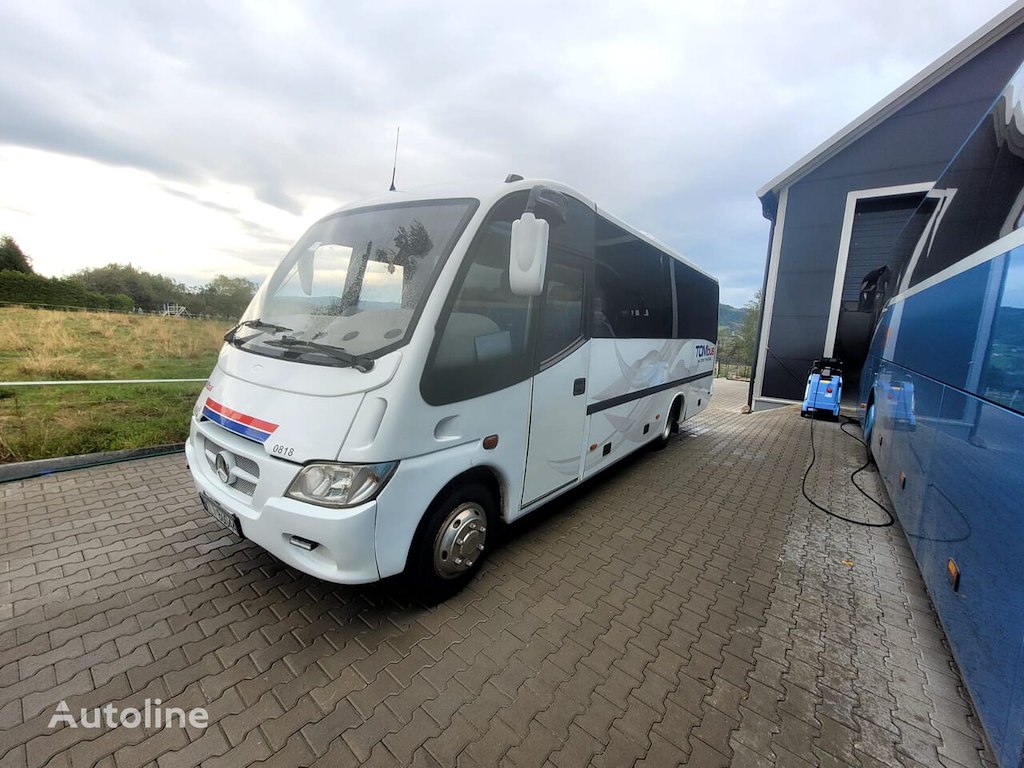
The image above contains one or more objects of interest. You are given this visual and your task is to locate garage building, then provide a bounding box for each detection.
[751,2,1024,410]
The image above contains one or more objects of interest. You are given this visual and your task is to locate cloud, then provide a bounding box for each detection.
[160,187,241,216]
[0,0,1015,303]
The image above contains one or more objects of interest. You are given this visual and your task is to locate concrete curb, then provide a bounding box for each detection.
[0,444,185,483]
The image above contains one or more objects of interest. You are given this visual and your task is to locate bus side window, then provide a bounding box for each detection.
[422,192,535,405]
[593,219,673,339]
[674,261,719,342]
[536,262,585,366]
[978,250,1024,413]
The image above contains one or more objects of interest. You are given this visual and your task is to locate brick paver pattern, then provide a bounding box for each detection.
[0,380,996,767]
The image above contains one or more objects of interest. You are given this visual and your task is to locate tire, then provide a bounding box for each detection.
[403,482,497,605]
[653,398,682,450]
[863,401,877,459]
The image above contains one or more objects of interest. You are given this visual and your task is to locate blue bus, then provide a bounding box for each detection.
[860,60,1024,766]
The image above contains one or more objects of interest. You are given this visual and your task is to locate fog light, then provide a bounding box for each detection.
[289,535,318,551]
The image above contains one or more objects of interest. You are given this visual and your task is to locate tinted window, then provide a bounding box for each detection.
[536,262,585,364]
[422,192,534,405]
[909,64,1024,287]
[674,261,719,342]
[895,262,988,392]
[893,196,940,291]
[593,218,672,338]
[549,196,596,258]
[979,249,1024,413]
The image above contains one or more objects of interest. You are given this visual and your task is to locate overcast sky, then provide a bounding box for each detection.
[0,1,1015,306]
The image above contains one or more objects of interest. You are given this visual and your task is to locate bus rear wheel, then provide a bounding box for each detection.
[653,398,682,450]
[404,483,496,605]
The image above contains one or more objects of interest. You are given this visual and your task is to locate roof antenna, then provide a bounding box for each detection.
[389,126,400,192]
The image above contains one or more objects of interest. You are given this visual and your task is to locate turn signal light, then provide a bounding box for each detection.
[947,558,961,591]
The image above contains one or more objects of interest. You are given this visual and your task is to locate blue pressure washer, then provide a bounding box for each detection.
[800,357,843,418]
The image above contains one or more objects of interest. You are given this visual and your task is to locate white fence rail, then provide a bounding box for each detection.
[1,378,207,387]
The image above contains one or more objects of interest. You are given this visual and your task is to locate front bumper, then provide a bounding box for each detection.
[185,421,380,584]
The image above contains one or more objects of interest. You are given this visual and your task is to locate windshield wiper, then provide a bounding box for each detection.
[224,318,292,344]
[262,337,375,373]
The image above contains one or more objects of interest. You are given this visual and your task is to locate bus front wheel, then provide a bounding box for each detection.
[404,483,497,604]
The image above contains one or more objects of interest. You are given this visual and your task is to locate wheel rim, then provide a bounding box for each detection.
[433,502,488,579]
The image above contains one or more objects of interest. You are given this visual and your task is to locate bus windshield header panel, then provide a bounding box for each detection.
[235,198,478,366]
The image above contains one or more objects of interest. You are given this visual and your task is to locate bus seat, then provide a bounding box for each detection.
[434,312,502,368]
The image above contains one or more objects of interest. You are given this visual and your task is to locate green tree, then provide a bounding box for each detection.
[193,275,258,318]
[0,270,114,309]
[0,235,33,273]
[735,291,761,366]
[106,293,135,312]
[72,264,180,311]
[716,325,738,363]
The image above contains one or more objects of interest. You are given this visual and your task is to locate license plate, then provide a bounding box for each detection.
[200,493,242,537]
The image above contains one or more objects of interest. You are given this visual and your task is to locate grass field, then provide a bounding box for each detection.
[1,306,749,464]
[0,307,228,462]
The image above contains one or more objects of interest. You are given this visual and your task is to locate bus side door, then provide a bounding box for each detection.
[522,257,590,506]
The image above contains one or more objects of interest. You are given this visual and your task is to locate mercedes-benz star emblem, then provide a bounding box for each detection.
[214,452,235,485]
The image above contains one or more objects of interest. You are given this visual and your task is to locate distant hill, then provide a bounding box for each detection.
[719,303,745,330]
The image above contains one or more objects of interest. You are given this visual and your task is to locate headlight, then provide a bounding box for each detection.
[286,461,398,508]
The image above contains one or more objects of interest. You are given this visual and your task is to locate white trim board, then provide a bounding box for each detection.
[753,187,789,403]
[823,182,935,357]
[753,395,799,412]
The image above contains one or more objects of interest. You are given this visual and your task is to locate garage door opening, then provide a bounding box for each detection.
[830,191,927,404]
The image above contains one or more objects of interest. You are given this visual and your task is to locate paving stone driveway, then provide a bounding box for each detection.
[0,380,995,767]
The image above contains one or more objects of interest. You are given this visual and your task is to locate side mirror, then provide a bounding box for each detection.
[509,212,549,296]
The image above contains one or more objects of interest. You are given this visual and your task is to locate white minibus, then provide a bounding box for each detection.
[186,177,719,601]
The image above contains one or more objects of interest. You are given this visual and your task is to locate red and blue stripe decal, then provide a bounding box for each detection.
[202,398,279,443]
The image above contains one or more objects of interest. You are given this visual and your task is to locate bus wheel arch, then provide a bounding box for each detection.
[402,466,503,604]
[653,394,684,450]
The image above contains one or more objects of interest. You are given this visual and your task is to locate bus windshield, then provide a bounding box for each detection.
[235,199,477,366]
